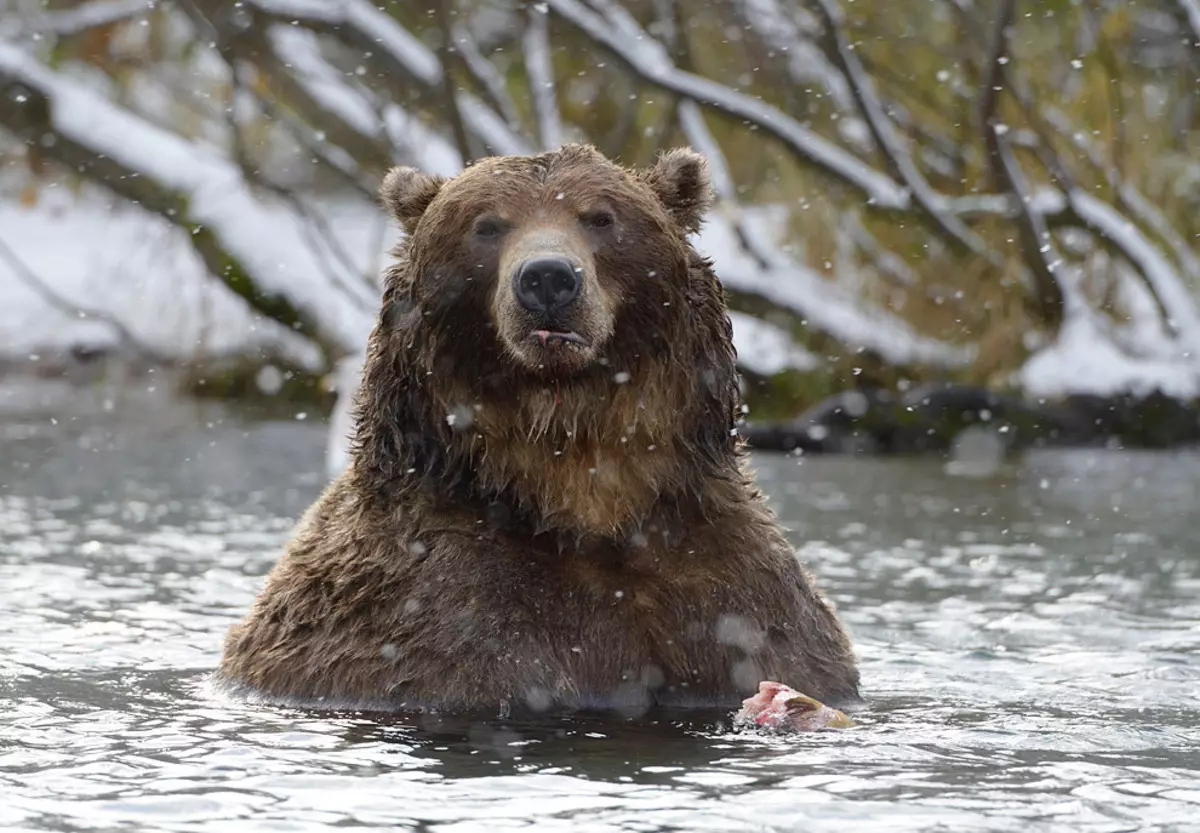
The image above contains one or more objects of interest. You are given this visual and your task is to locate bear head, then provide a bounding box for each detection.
[353,144,741,536]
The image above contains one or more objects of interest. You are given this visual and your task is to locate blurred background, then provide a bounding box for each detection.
[1,0,1198,459]
[3,6,1200,829]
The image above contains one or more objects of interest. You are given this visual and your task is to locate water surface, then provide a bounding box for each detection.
[1,380,1197,832]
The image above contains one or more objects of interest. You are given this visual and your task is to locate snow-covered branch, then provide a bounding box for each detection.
[1178,0,1200,49]
[990,129,1068,327]
[1,0,154,39]
[1064,190,1200,354]
[451,24,523,134]
[0,42,369,363]
[977,0,1016,187]
[808,0,990,258]
[546,0,911,209]
[523,3,565,150]
[216,0,531,157]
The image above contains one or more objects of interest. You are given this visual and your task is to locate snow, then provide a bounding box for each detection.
[698,207,974,369]
[1019,258,1200,400]
[1179,0,1200,45]
[1021,313,1200,400]
[381,107,463,177]
[0,191,316,367]
[247,0,443,86]
[458,94,535,157]
[728,312,818,376]
[807,0,984,255]
[678,101,736,200]
[268,24,468,176]
[0,42,376,355]
[1119,184,1200,284]
[1068,189,1200,356]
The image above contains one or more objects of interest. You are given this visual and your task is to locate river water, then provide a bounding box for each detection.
[1,380,1197,832]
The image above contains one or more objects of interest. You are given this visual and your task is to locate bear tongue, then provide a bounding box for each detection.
[530,329,588,347]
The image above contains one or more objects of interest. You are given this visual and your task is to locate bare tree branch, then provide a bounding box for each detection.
[990,129,1067,327]
[978,0,1016,187]
[433,0,475,165]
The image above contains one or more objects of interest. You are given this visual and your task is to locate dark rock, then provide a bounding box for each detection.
[740,383,1200,455]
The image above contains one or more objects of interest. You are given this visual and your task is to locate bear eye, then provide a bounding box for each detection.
[473,216,507,238]
[582,211,615,230]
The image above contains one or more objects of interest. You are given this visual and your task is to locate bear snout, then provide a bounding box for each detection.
[513,256,582,314]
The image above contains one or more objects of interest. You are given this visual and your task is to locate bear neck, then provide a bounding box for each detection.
[350,367,743,542]
[438,367,744,539]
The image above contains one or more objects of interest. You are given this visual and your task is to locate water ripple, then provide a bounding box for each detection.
[1,391,1198,832]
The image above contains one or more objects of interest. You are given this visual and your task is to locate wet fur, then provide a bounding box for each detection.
[217,145,859,712]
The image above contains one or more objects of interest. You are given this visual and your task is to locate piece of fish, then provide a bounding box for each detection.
[733,681,854,732]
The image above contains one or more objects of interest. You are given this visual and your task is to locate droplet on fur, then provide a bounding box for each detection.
[407,540,427,557]
[629,532,648,548]
[380,643,399,660]
[613,371,631,384]
[614,590,625,599]
[555,191,565,200]
[524,686,553,712]
[446,404,475,430]
[715,614,766,652]
[571,646,583,653]
[730,657,763,692]
[647,270,657,277]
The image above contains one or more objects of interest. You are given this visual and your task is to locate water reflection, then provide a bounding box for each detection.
[1,383,1198,832]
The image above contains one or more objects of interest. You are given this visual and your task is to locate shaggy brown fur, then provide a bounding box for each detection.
[217,144,859,713]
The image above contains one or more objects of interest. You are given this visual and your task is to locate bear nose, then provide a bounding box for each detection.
[514,257,581,314]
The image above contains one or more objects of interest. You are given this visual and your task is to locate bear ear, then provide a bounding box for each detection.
[641,148,713,234]
[380,166,446,235]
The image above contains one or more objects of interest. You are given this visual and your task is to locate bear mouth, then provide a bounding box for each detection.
[527,329,590,349]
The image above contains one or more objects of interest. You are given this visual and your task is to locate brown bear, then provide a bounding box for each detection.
[216,144,859,714]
